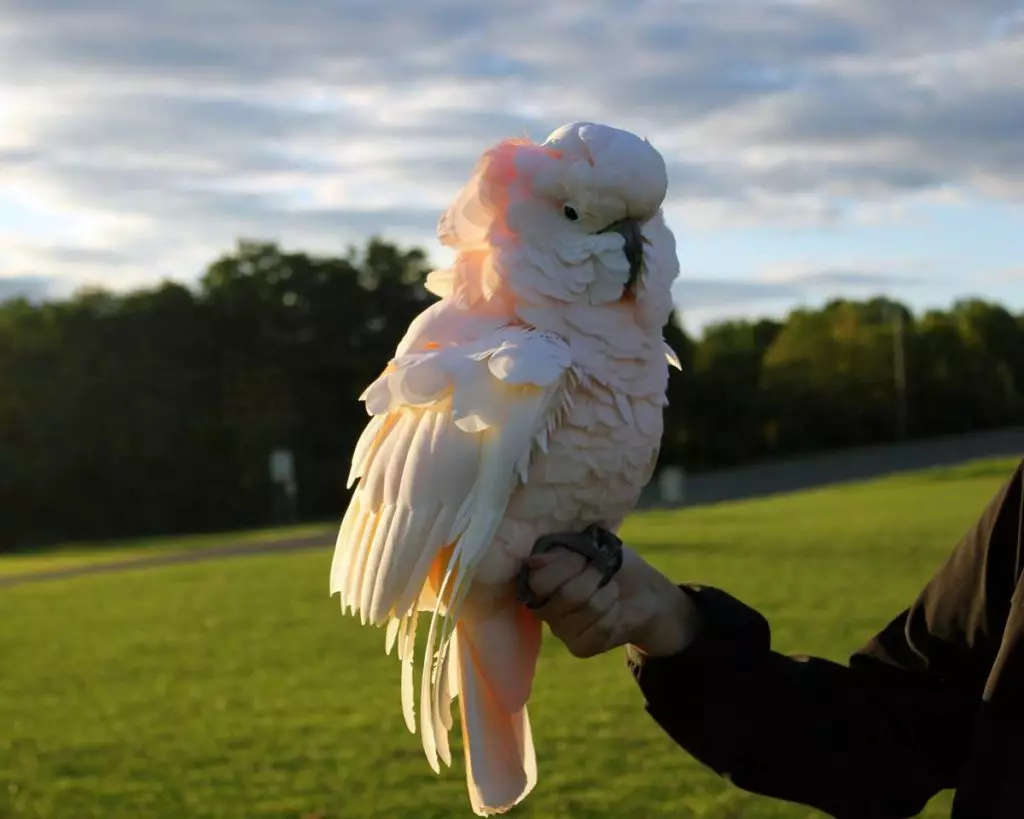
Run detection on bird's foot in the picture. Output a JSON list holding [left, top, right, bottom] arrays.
[[515, 524, 624, 610]]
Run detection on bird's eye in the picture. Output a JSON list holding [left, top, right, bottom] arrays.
[[563, 204, 579, 222]]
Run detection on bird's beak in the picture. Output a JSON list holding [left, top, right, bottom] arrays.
[[598, 216, 644, 294]]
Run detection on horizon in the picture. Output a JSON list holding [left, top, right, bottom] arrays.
[[4, 234, 1015, 341]]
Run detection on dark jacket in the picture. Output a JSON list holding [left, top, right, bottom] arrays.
[[627, 459, 1024, 818]]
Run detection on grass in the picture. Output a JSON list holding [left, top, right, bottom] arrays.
[[0, 522, 334, 579], [1, 456, 1018, 819]]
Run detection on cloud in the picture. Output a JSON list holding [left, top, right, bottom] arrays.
[[0, 0, 1022, 293], [0, 275, 56, 303], [760, 261, 935, 287], [674, 265, 927, 310], [675, 278, 800, 310], [989, 267, 1024, 282], [789, 268, 917, 289]]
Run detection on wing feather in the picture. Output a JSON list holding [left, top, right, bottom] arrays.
[[330, 322, 574, 770], [663, 338, 682, 370]]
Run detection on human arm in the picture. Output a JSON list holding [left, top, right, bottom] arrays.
[[525, 549, 977, 817], [523, 459, 1024, 818], [626, 584, 978, 818]]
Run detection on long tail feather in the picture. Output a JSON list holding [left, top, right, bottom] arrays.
[[455, 608, 540, 816]]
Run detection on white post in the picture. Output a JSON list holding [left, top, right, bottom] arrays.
[[658, 466, 687, 507], [269, 448, 298, 523]]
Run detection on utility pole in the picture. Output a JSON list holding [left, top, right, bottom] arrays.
[[891, 306, 908, 441]]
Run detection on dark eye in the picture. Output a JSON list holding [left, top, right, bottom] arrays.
[[563, 205, 579, 221]]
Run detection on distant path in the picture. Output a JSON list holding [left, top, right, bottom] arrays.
[[0, 534, 331, 589], [637, 426, 1024, 508]]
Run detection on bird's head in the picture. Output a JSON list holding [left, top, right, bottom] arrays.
[[430, 121, 680, 331]]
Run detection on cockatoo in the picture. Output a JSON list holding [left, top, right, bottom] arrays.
[[330, 121, 681, 815]]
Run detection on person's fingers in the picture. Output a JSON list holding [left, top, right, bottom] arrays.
[[546, 580, 619, 639], [525, 549, 588, 600], [562, 602, 623, 658], [538, 564, 607, 619], [519, 542, 633, 660]]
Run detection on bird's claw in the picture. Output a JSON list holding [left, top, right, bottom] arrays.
[[515, 524, 624, 610]]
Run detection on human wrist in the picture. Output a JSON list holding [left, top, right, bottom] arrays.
[[630, 576, 699, 658]]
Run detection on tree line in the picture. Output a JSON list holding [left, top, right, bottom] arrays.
[[2, 238, 1022, 550]]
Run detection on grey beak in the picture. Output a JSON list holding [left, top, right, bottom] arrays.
[[598, 217, 644, 293]]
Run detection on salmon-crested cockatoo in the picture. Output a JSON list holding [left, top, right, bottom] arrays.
[[330, 121, 681, 815]]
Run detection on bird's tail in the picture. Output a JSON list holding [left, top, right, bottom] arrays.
[[454, 598, 542, 816]]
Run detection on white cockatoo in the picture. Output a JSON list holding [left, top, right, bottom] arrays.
[[330, 121, 681, 815]]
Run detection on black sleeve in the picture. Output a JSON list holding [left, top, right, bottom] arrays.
[[627, 459, 1024, 819]]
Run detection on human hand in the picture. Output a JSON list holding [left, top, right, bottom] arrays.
[[520, 542, 700, 659]]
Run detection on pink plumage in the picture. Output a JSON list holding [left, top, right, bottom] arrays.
[[330, 121, 681, 815]]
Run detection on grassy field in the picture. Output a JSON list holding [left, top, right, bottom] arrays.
[[2, 457, 1018, 819]]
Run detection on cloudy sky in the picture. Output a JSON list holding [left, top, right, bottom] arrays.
[[1, 0, 1023, 332]]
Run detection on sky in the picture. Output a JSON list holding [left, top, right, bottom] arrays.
[[1, 0, 1023, 334]]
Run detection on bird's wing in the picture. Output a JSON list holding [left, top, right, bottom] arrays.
[[330, 322, 574, 770]]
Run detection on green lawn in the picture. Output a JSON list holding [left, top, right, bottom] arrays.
[[2, 457, 1018, 819]]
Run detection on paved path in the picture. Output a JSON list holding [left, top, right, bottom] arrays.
[[0, 533, 332, 589]]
